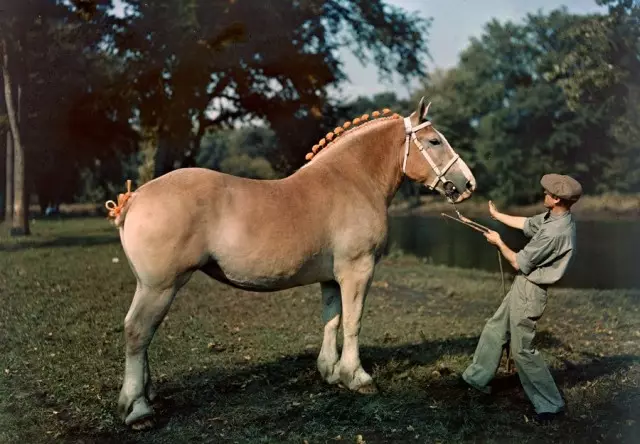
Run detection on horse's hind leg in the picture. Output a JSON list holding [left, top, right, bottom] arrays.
[[117, 274, 190, 429], [317, 281, 342, 384]]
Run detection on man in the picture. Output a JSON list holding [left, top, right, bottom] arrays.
[[461, 173, 582, 423]]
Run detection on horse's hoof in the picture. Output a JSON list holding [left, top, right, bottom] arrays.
[[124, 398, 154, 428], [356, 382, 379, 395], [337, 381, 379, 394], [131, 418, 155, 431]]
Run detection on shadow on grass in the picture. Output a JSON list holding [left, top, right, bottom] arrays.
[[56, 334, 640, 444], [0, 234, 120, 252]]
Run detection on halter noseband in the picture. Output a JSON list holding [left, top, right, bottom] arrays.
[[403, 117, 461, 190]]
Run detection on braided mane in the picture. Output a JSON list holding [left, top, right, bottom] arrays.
[[304, 108, 401, 163]]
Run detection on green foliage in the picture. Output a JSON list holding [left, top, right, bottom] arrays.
[[4, 0, 640, 208], [110, 0, 431, 175], [219, 155, 277, 180], [337, 92, 412, 118], [0, 0, 137, 208], [411, 3, 640, 205], [2, 0, 431, 206], [196, 126, 279, 180]]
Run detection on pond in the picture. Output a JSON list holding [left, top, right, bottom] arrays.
[[387, 214, 640, 290]]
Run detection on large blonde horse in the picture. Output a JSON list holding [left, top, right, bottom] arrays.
[[106, 98, 477, 429]]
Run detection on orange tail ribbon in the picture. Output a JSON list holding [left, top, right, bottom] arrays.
[[105, 180, 133, 220]]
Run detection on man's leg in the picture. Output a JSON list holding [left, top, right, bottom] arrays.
[[510, 287, 564, 415], [462, 291, 511, 392]]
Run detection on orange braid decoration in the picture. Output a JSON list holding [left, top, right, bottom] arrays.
[[105, 180, 133, 220], [302, 108, 398, 163]]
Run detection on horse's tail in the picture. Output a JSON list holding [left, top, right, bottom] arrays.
[[105, 179, 136, 229]]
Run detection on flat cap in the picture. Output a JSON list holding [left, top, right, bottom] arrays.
[[540, 173, 582, 201]]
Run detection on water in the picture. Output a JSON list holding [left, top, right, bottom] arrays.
[[387, 214, 640, 290]]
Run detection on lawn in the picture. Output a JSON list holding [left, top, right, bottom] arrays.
[[1, 218, 638, 443]]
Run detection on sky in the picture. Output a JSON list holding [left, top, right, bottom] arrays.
[[110, 0, 607, 101], [335, 0, 607, 100]]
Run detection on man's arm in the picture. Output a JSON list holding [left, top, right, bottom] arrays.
[[489, 201, 526, 230], [484, 229, 557, 275], [495, 238, 519, 271]]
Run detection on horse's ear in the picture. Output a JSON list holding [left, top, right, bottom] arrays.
[[417, 97, 431, 122]]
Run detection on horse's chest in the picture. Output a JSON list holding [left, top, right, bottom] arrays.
[[334, 216, 388, 254]]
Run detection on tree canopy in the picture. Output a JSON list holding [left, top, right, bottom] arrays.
[[2, 0, 639, 221], [412, 1, 640, 204]]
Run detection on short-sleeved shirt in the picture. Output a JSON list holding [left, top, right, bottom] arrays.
[[515, 211, 577, 286]]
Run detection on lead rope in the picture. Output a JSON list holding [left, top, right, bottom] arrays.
[[444, 204, 511, 373]]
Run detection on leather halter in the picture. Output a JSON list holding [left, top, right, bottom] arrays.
[[403, 117, 461, 190]]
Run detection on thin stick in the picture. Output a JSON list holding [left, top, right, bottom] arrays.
[[440, 213, 488, 233], [459, 216, 491, 233]]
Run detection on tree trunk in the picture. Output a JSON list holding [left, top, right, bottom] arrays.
[[153, 131, 171, 178], [4, 129, 13, 224], [137, 125, 159, 185], [0, 130, 5, 220], [2, 39, 29, 235]]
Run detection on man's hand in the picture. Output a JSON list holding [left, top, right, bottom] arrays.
[[485, 229, 519, 271], [488, 200, 500, 220], [484, 229, 502, 246]]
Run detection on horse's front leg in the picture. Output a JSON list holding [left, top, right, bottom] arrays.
[[317, 281, 342, 384], [144, 350, 156, 402], [336, 256, 378, 394]]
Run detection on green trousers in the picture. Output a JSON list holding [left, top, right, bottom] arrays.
[[462, 275, 564, 414]]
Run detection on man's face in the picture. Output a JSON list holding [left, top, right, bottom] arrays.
[[543, 190, 559, 208]]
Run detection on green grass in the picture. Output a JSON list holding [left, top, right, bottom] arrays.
[[1, 218, 639, 443]]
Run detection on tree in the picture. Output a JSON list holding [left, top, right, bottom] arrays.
[[111, 0, 432, 178], [196, 126, 279, 179], [1, 107, 11, 223], [410, 5, 640, 204], [542, 0, 640, 193], [4, 130, 12, 224], [0, 0, 138, 214], [1, 36, 29, 235]]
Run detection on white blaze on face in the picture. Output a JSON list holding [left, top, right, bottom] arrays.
[[434, 128, 476, 192]]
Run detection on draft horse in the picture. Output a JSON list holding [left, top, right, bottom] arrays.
[[106, 97, 477, 429]]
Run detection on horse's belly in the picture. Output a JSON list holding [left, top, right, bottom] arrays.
[[200, 252, 333, 292]]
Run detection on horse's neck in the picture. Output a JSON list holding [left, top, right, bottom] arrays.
[[305, 119, 405, 206]]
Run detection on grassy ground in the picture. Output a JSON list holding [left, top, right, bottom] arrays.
[[1, 218, 639, 444]]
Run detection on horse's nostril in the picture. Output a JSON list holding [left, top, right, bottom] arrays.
[[466, 180, 474, 191]]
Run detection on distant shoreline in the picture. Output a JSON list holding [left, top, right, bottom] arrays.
[[28, 192, 640, 222], [389, 193, 640, 221]]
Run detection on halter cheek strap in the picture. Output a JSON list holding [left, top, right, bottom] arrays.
[[403, 117, 460, 190]]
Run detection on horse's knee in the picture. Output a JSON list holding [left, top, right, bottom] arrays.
[[123, 317, 146, 353]]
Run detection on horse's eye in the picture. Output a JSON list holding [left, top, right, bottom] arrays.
[[429, 139, 441, 146]]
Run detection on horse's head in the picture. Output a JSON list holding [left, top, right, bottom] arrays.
[[402, 97, 476, 203]]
